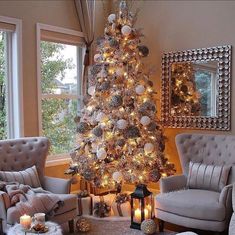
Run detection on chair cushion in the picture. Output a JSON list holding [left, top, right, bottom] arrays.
[[0, 165, 41, 188], [7, 194, 77, 224], [187, 162, 231, 192], [155, 189, 225, 221]]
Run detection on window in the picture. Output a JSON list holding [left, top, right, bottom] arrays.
[[0, 17, 23, 140], [37, 24, 84, 158]]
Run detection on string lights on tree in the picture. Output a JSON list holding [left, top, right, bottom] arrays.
[[67, 0, 175, 190]]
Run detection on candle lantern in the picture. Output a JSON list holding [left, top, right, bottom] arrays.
[[130, 184, 154, 230]]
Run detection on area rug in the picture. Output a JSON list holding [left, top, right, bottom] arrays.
[[64, 217, 176, 235]]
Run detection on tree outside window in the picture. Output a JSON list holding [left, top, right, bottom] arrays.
[[40, 41, 81, 155]]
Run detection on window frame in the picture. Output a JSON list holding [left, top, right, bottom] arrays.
[[0, 16, 23, 139], [36, 23, 85, 165]]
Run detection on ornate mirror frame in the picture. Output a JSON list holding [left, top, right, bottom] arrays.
[[161, 45, 232, 130]]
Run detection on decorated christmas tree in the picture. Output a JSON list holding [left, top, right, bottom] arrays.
[[68, 0, 175, 190]]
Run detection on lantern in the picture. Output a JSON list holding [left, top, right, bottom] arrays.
[[130, 184, 154, 230]]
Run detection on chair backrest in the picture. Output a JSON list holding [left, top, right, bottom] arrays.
[[176, 133, 235, 184], [0, 137, 50, 183]]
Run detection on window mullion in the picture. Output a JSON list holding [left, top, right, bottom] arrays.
[[5, 31, 14, 138]]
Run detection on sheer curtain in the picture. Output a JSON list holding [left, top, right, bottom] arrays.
[[74, 0, 95, 98], [74, 0, 95, 193]]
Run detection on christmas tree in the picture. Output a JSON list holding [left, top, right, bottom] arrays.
[[69, 0, 175, 190]]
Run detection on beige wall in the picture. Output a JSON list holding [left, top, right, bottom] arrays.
[[120, 0, 235, 173]]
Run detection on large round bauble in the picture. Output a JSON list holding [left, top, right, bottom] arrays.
[[140, 116, 151, 126], [121, 25, 132, 36], [135, 85, 145, 95], [108, 13, 116, 23], [96, 112, 108, 122], [77, 122, 89, 134], [92, 126, 103, 137], [88, 86, 96, 96], [144, 143, 154, 154], [138, 45, 149, 57], [141, 219, 157, 235], [94, 54, 102, 62], [97, 148, 107, 160], [117, 119, 128, 130], [110, 95, 123, 108], [112, 171, 123, 182], [76, 218, 91, 233]]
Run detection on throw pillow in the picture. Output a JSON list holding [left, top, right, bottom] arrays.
[[187, 161, 231, 192], [0, 165, 41, 188]]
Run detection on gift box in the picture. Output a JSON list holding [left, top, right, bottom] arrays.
[[111, 193, 131, 217], [111, 201, 131, 217], [92, 194, 116, 217], [77, 190, 93, 216]]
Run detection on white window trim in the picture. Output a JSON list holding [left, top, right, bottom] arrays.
[[0, 16, 23, 138], [36, 23, 85, 165]]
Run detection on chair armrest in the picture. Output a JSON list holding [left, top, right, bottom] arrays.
[[219, 184, 233, 207], [0, 191, 10, 220], [160, 174, 187, 193], [43, 176, 71, 194]]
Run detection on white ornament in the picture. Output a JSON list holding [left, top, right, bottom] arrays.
[[135, 85, 145, 95], [140, 116, 151, 126], [144, 143, 154, 154], [97, 148, 107, 160], [96, 112, 108, 122], [88, 86, 96, 96], [116, 67, 125, 76], [121, 25, 132, 36], [117, 119, 128, 130], [94, 54, 102, 62], [112, 171, 123, 182], [108, 13, 116, 23]]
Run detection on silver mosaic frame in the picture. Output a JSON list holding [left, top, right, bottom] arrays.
[[161, 45, 232, 130]]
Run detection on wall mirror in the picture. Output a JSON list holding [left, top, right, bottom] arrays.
[[161, 45, 231, 130]]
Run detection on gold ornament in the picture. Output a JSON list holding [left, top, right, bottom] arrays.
[[140, 219, 157, 235], [76, 218, 91, 233]]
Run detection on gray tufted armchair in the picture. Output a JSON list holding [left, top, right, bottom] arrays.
[[155, 133, 235, 233], [0, 137, 77, 233]]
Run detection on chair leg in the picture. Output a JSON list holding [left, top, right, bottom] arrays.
[[0, 219, 3, 235], [68, 219, 75, 233], [158, 219, 165, 232]]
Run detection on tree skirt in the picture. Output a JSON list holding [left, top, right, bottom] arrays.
[[69, 218, 176, 235]]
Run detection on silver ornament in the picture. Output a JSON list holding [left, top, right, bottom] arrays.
[[110, 95, 123, 108], [77, 122, 89, 134], [138, 45, 149, 57], [92, 126, 103, 137], [124, 126, 140, 139]]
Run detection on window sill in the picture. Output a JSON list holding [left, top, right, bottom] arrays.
[[46, 154, 71, 167]]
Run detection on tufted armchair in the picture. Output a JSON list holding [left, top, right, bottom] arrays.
[[0, 137, 77, 233], [155, 133, 235, 233]]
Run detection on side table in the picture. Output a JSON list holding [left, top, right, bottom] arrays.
[[7, 221, 62, 235]]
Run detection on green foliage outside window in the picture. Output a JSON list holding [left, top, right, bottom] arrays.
[[0, 32, 7, 140], [41, 41, 78, 155]]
